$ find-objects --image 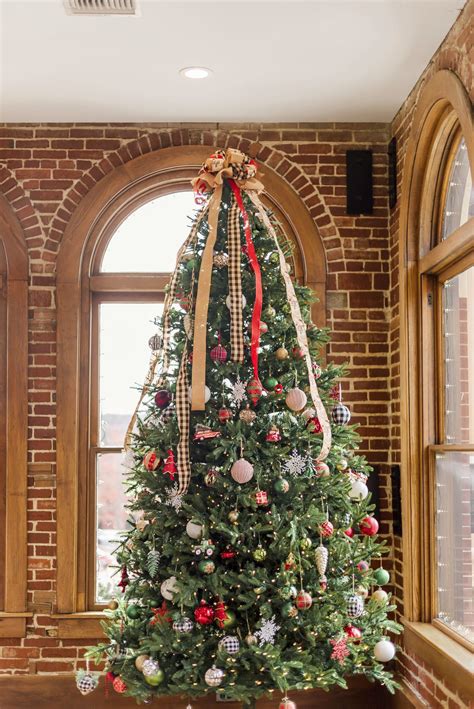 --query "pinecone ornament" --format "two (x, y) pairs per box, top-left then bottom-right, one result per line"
(315, 544), (328, 576)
